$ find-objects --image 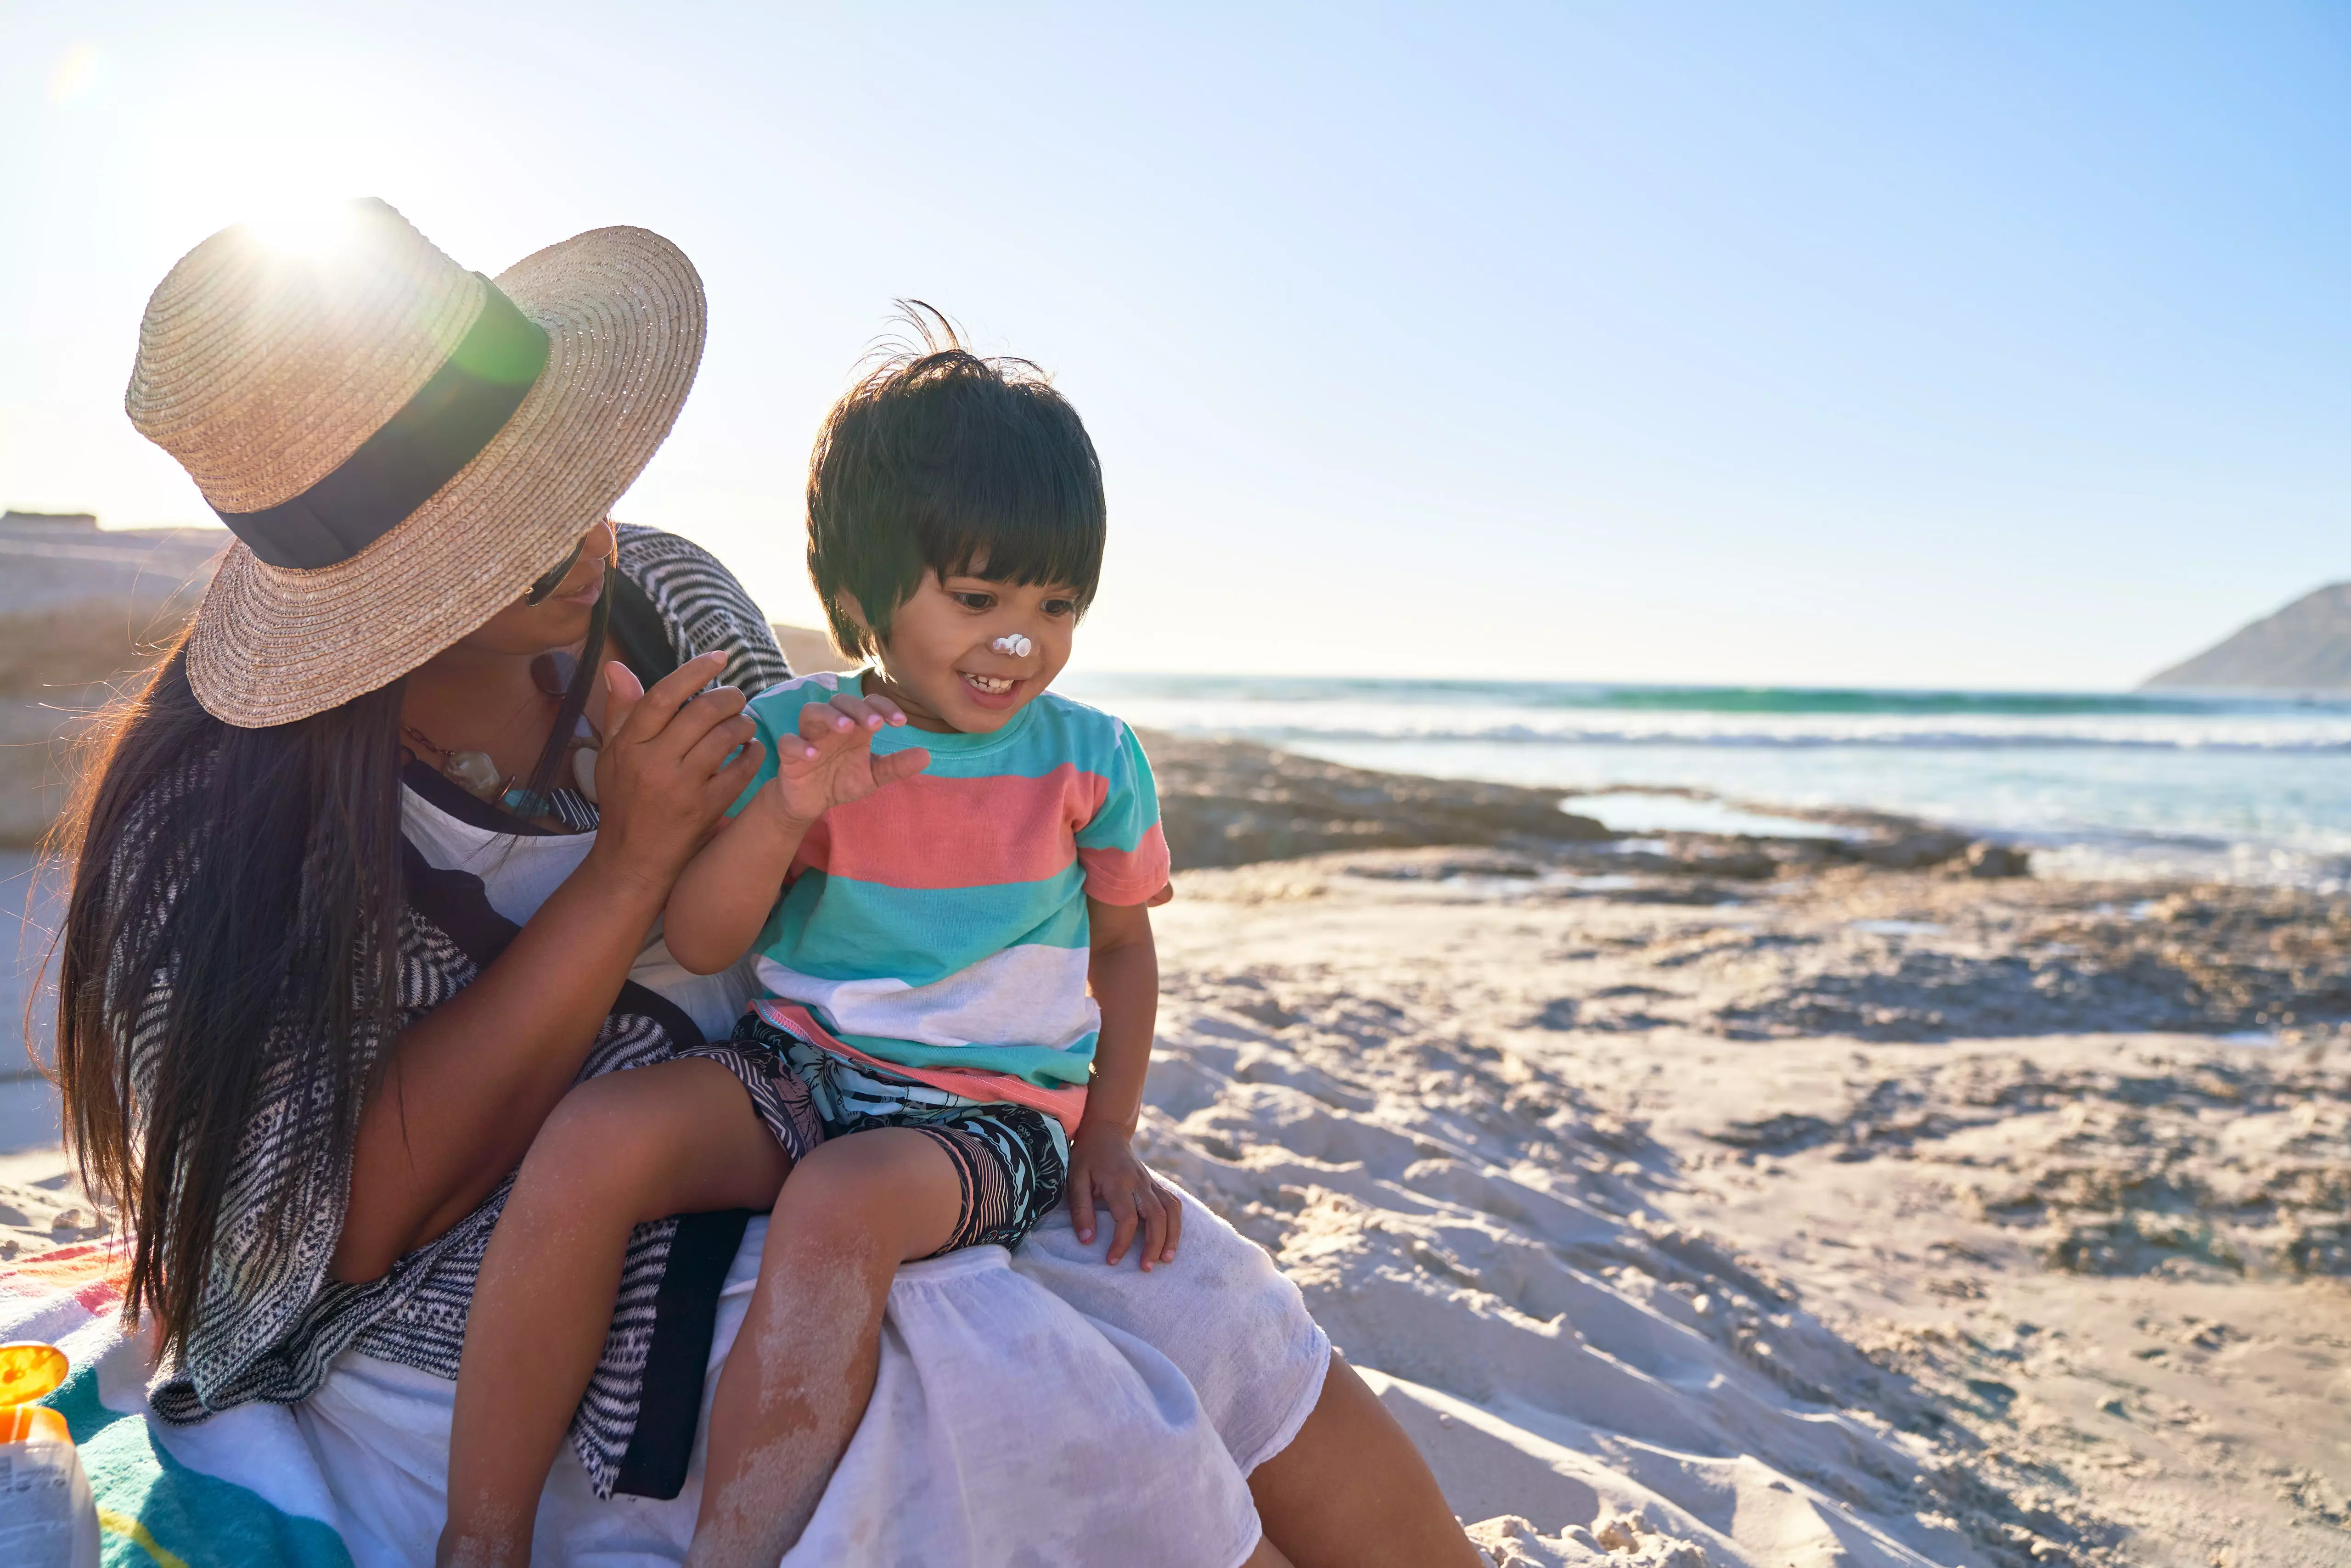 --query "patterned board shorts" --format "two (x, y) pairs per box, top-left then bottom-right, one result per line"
(729, 1010), (1069, 1256)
